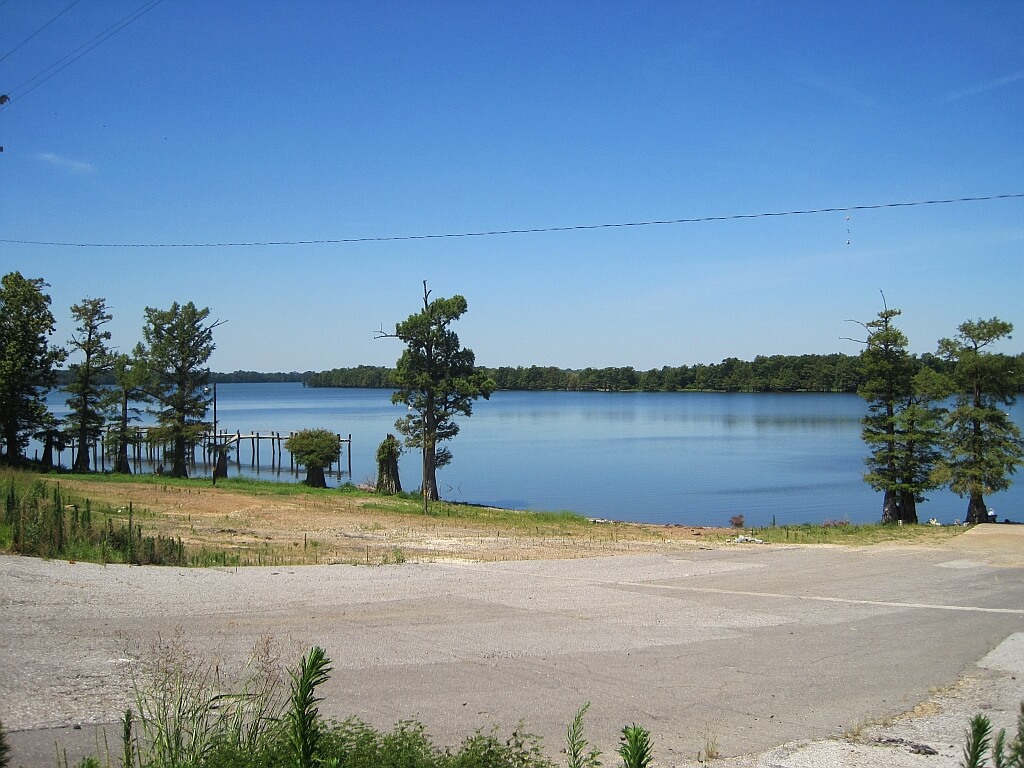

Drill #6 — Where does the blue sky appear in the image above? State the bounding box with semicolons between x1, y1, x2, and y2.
2;1;1022;372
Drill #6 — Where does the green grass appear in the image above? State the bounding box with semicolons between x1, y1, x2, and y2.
4;467;975;570
54;470;354;498
47;471;593;525
62;641;585;768
745;520;968;545
0;469;188;565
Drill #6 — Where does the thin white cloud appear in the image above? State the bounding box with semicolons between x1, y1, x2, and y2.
943;69;1024;102
35;152;95;174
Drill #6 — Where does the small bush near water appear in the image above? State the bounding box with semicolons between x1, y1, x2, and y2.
0;470;186;565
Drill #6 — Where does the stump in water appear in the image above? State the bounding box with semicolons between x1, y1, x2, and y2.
376;434;402;494
213;448;228;479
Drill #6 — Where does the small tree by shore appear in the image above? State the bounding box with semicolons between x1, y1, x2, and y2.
286;429;340;488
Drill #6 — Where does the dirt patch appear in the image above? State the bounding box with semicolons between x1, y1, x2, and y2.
873;523;1024;567
46;477;732;564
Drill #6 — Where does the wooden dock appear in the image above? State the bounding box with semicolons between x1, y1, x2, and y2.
56;429;353;480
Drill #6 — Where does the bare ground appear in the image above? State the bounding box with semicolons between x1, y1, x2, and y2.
46;476;737;564
4;475;1024;767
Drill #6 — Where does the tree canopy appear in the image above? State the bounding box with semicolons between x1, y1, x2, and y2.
384;282;495;509
935;318;1024;524
0;272;66;464
285;428;341;488
65;297;116;472
854;303;945;524
141;301;221;478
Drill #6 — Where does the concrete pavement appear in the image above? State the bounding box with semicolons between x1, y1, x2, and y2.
2;529;1023;766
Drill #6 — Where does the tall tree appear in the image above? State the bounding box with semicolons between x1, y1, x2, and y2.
141;302;222;478
851;302;945;524
380;282;495;511
108;346;150;474
0;272;66;464
936;318;1024;524
65;297;115;471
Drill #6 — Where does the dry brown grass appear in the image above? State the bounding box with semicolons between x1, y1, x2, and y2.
42;475;733;565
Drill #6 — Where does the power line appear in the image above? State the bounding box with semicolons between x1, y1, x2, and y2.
2;192;1022;249
1;0;162;106
0;0;84;64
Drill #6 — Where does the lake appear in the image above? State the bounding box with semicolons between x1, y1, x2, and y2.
41;383;1024;528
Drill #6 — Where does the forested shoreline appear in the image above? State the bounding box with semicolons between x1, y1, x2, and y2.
303;353;963;393
52;352;1024;395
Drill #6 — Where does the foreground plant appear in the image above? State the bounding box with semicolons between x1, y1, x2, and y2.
565;702;602;768
961;701;1023;768
618;724;653;768
287;646;331;768
47;637;658;768
130;631;224;766
0;717;10;768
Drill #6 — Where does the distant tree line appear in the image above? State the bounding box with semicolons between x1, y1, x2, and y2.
52;369;312;387
307;353;975;393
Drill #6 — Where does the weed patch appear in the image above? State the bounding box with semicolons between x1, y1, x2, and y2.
1;470;186;565
52;640;661;768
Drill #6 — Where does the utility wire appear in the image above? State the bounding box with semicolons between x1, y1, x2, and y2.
0;0;84;64
1;0;162;107
2;193;1022;249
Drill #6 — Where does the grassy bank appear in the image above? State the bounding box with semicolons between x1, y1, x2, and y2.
1;468;970;567
745;520;968;545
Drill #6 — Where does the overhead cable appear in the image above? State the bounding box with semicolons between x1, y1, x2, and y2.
1;0;162;106
1;192;1022;249
0;0;84;64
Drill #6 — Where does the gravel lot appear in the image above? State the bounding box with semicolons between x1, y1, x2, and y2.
2;525;1022;767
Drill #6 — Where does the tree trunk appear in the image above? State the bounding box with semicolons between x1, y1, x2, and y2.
422;443;439;503
304;464;327;488
3;425;21;465
214;449;228;479
375;434;402;495
113;441;133;474
40;433;55;471
113;391;132;474
171;434;188;478
73;435;90;472
880;490;900;524
881;490;919;525
966;493;989;525
896;492;918;525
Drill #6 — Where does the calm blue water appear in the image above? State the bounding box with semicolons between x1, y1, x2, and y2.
40;383;1024;528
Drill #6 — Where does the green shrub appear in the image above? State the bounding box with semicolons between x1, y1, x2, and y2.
618;725;653;768
565;703;601;768
0;717;10;768
286;646;331;768
0;470;186;565
961;701;1023;768
43;636;635;768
